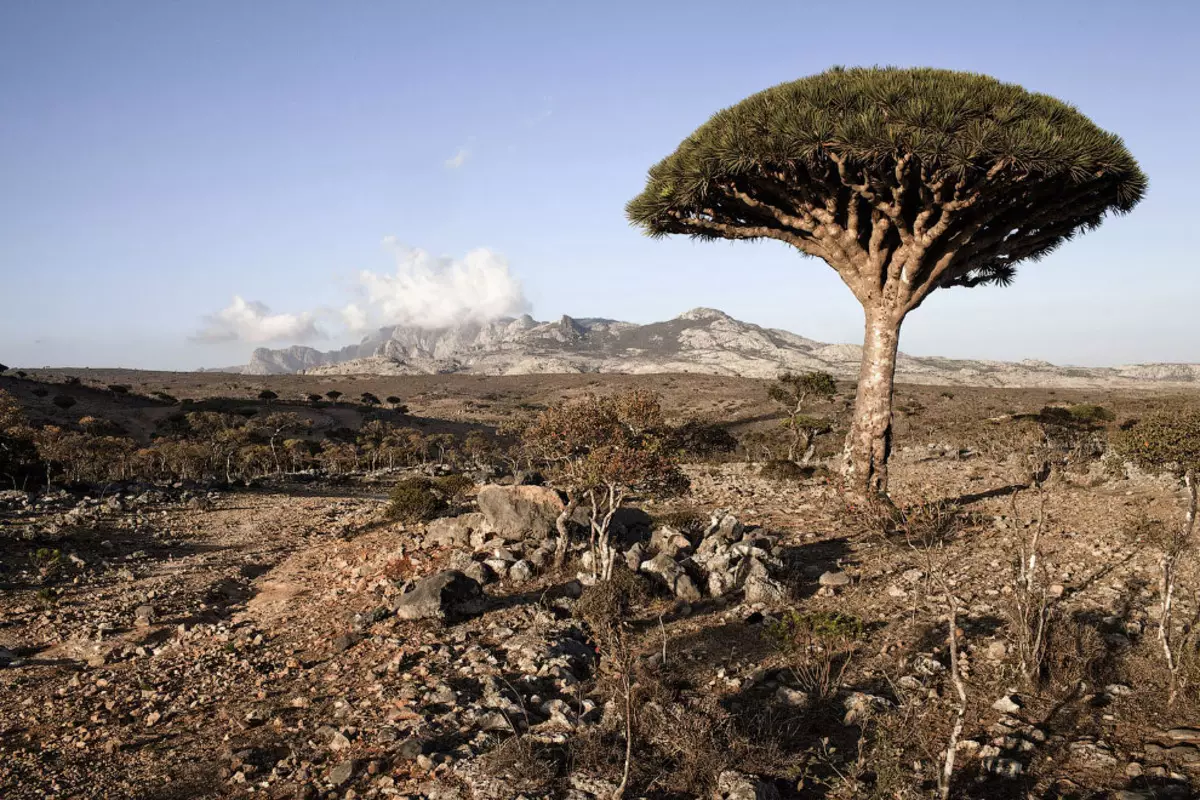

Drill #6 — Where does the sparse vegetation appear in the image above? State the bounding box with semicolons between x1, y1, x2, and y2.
1112;411;1200;705
3;372;1200;798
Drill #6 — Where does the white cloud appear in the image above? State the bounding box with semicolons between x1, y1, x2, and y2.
340;302;370;333
352;240;529;329
194;296;321;344
444;147;469;169
196;242;529;348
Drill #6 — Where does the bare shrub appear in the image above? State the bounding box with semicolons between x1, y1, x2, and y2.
477;736;558;794
1005;489;1055;686
573;568;649;799
1041;616;1110;693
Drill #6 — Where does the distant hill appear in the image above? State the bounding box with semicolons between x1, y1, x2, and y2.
219;308;1200;389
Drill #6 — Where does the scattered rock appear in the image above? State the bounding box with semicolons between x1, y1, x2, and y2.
328;759;357;787
818;570;851;588
476;485;564;539
391;571;486;622
715;769;780;800
508;559;534;583
992;695;1022;714
425;513;486;548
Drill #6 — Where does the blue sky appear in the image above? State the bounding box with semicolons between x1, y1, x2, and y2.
1;0;1196;370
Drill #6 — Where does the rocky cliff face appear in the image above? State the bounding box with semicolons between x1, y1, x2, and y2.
232;308;1200;388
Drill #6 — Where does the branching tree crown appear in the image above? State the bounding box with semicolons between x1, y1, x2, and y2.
627;67;1144;302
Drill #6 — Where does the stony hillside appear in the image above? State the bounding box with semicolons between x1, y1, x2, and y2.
228;308;1200;389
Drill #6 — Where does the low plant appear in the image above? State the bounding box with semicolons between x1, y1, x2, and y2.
765;610;864;700
433;473;475;502
387;477;449;523
759;459;811;482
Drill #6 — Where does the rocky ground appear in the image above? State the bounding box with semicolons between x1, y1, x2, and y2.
4;441;1200;799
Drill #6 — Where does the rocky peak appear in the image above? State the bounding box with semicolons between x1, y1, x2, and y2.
230;308;1200;389
676;307;733;322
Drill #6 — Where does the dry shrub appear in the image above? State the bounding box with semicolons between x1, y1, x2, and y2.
432;473;475;502
651;507;708;538
1042;616;1111;692
852;494;967;548
574;567;649;635
759;459;818;482
477;736;558;794
637;678;732;796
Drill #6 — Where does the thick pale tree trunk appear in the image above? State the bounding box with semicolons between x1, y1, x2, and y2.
842;306;904;499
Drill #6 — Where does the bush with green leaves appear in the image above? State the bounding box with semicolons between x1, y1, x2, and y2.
387;476;449;523
433;473;475;502
765;610;864;700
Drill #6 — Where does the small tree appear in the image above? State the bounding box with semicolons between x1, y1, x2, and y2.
524;391;688;578
360;392;381;407
1112;411;1200;705
0;390;40;488
628;67;1145;500
463;431;493;469
257;389;278;402
51;395;76;411
107;384;130;395
254;412;310;473
768;371;837;463
305;393;323;404
325;390;343;402
0;363;8;373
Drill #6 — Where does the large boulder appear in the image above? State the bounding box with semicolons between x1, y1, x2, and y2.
425;512;487;549
392;571;486;622
639;554;702;602
477;485;565;539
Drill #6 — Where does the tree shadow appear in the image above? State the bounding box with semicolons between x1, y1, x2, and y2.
0;522;231;592
776;536;855;600
941;483;1028;506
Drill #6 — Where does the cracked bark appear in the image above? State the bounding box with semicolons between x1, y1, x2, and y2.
842;306;903;499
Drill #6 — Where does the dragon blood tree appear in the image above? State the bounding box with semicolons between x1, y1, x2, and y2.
627;67;1145;500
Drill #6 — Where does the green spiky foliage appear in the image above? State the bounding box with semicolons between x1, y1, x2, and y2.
628;67;1145;498
627;66;1145;298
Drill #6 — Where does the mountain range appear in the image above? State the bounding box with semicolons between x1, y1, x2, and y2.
218;308;1200;389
